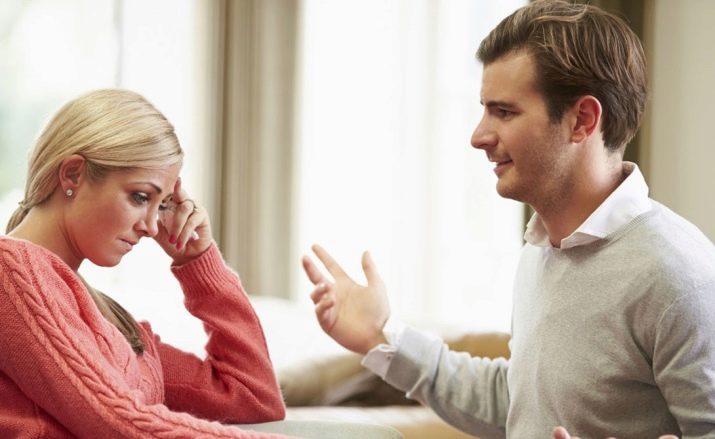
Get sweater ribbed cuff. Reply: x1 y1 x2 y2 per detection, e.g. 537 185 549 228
171 243 239 296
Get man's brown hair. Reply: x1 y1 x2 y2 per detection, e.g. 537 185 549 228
477 0 647 151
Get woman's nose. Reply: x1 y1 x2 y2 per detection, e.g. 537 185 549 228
137 213 159 238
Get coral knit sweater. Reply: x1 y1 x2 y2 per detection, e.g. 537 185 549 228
0 236 288 438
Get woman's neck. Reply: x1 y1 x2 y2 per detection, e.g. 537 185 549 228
9 203 82 271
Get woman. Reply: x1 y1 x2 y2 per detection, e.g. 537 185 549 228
1 89 287 438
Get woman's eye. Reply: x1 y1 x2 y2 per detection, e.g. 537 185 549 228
132 193 149 205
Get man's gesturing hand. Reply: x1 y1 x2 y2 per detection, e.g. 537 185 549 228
302 244 390 355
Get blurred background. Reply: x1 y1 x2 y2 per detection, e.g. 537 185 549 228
1 0 713 363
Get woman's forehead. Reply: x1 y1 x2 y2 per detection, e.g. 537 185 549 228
111 164 181 192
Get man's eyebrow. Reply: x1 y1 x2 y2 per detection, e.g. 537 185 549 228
481 100 518 109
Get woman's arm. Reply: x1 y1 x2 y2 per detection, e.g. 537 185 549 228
154 243 286 423
0 239 286 439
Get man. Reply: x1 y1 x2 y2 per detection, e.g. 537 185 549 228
302 1 715 437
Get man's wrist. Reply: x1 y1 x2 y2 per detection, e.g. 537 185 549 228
382 316 405 346
370 332 388 350
362 318 406 378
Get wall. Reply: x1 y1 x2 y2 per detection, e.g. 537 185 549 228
644 0 715 241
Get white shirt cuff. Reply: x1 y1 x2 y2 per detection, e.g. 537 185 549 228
361 317 405 379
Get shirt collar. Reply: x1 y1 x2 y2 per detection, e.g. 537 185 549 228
524 162 652 249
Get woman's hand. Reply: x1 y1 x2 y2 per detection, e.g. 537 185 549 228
155 177 212 265
302 244 391 355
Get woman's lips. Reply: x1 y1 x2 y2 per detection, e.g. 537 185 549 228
119 239 136 252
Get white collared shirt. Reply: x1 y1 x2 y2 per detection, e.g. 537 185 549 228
363 162 653 378
523 162 652 249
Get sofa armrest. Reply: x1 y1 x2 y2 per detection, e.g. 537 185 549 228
279 353 365 406
446 331 511 359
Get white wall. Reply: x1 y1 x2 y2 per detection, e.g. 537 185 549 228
646 0 715 241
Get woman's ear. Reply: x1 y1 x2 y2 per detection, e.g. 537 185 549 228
58 154 86 195
568 95 602 144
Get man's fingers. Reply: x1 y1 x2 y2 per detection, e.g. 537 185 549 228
314 294 335 325
312 244 349 279
310 283 330 304
553 426 675 439
552 426 572 439
302 255 329 285
361 251 384 287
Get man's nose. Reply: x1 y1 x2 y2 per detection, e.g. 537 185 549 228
471 117 497 151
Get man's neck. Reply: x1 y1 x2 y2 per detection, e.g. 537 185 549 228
536 160 626 248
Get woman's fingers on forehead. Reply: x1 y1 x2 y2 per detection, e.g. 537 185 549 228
170 177 189 204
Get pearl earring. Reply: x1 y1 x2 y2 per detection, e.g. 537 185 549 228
65 188 74 197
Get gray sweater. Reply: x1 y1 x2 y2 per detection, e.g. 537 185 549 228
383 202 715 438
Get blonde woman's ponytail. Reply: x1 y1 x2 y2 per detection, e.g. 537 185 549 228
5 201 30 234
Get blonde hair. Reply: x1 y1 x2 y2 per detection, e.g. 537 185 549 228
7 89 184 353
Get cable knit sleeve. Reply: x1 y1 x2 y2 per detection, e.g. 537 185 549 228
156 243 286 423
0 238 287 439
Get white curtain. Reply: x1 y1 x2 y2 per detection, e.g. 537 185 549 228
211 0 299 301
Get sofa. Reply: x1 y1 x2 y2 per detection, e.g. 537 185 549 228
251 297 511 439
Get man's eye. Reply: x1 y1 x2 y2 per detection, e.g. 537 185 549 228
497 108 514 118
132 193 149 204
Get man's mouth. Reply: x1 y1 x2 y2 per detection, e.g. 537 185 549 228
491 159 513 176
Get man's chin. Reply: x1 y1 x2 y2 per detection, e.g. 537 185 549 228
495 179 520 201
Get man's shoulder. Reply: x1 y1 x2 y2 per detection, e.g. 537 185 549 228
622 202 715 287
629 201 713 251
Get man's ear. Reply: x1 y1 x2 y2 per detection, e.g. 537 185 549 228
58 154 86 193
568 95 602 144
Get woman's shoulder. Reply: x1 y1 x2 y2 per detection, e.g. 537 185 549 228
0 236 92 328
0 235 57 269
0 236 77 288
0 235 38 268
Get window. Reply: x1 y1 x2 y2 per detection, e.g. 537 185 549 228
0 0 116 220
293 0 527 334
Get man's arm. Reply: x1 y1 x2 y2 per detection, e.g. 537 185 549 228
302 244 509 436
653 284 715 437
